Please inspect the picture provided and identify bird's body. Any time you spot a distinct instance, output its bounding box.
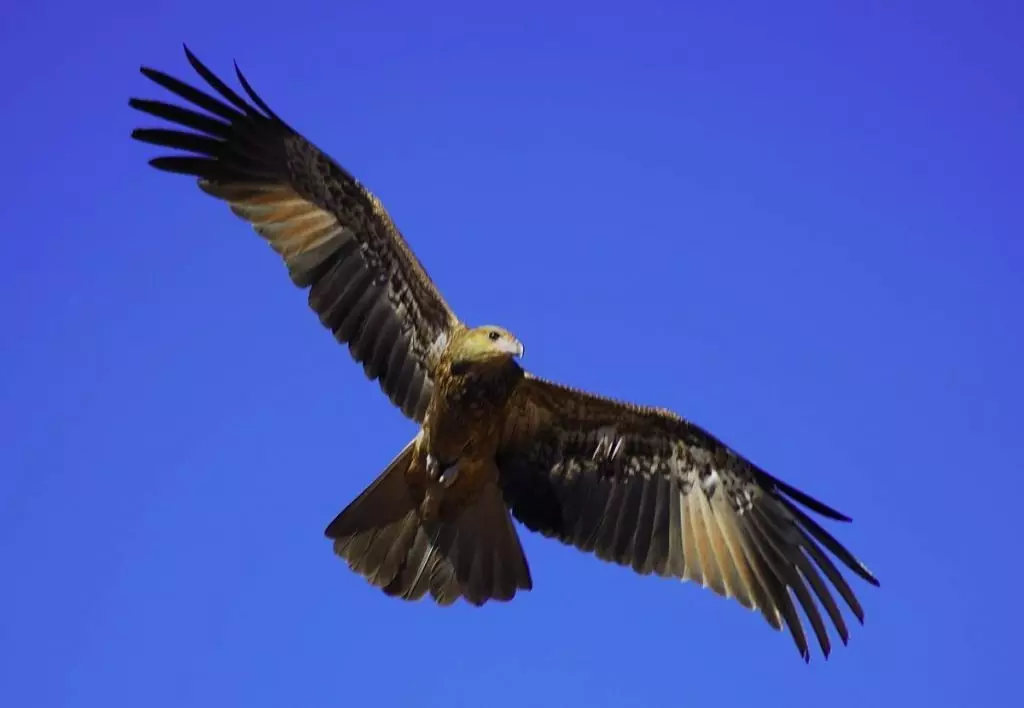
[411,327,526,523]
[130,46,880,661]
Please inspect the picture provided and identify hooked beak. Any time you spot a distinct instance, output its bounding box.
[499,338,525,359]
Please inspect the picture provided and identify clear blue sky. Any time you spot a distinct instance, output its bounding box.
[2,1,1021,706]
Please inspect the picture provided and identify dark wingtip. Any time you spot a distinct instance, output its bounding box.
[127,97,149,114]
[233,58,284,123]
[856,562,881,589]
[753,466,854,522]
[182,43,203,73]
[780,479,854,522]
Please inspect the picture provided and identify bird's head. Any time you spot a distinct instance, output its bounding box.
[451,326,525,369]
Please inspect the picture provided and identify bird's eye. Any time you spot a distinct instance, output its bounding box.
[488,331,501,341]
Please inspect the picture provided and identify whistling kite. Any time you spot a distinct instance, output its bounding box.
[130,46,878,661]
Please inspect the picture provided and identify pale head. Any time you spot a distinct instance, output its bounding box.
[452,325,525,365]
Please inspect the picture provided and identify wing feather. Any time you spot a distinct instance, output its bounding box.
[497,374,879,661]
[130,46,460,422]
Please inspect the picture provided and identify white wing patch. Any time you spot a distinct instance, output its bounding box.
[429,329,449,361]
[700,467,722,496]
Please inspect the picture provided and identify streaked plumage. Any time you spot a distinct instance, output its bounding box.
[130,45,879,661]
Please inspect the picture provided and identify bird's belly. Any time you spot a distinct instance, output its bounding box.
[427,403,503,462]
[409,451,497,523]
[411,410,503,522]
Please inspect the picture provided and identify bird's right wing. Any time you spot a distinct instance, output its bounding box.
[130,46,461,422]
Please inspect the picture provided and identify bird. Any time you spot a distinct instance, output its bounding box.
[129,45,879,662]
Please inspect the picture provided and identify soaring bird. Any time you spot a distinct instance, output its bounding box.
[130,46,879,662]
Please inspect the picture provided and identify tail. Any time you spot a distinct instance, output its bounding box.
[324,439,533,606]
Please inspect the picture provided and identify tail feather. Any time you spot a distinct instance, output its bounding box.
[325,440,420,588]
[382,484,533,606]
[325,440,533,605]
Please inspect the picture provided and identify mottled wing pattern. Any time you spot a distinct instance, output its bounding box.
[497,374,879,661]
[129,46,459,421]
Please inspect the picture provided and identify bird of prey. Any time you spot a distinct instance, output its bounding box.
[129,45,879,662]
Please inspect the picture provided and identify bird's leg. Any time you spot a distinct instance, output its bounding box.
[592,426,625,462]
[426,453,459,488]
[426,453,442,482]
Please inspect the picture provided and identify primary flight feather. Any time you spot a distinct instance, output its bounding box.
[130,45,879,662]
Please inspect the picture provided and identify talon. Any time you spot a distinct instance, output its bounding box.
[426,454,441,482]
[426,453,459,487]
[438,464,459,488]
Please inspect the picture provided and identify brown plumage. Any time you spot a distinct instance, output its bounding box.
[130,46,879,661]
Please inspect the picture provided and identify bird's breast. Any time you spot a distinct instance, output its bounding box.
[428,368,515,454]
[411,369,515,521]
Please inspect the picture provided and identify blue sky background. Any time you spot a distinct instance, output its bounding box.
[2,1,1022,706]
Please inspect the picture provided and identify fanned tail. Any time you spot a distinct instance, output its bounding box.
[325,440,533,605]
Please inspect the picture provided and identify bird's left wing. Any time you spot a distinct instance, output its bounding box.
[496,373,879,661]
[129,46,461,422]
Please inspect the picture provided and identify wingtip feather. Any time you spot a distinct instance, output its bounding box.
[182,43,198,66]
[859,561,881,587]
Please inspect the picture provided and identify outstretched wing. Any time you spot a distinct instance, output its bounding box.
[129,46,461,422]
[497,373,879,661]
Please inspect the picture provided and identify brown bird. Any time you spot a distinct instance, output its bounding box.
[130,45,879,662]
